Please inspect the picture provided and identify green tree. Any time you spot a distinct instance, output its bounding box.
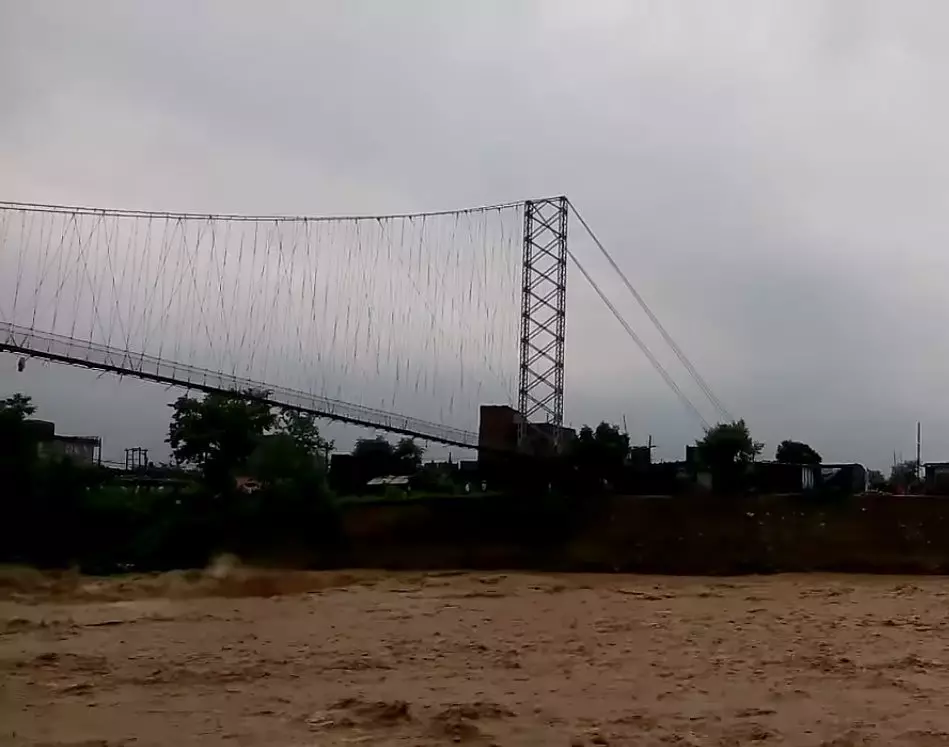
[352,436,394,480]
[247,412,332,486]
[393,437,424,475]
[278,410,333,458]
[0,393,39,478]
[247,433,313,485]
[696,420,762,466]
[167,389,276,488]
[571,421,630,486]
[695,419,763,492]
[775,439,822,465]
[1,394,111,568]
[0,393,36,419]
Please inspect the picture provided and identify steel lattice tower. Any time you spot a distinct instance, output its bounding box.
[518,196,568,447]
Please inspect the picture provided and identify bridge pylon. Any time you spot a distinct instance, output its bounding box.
[517,196,568,452]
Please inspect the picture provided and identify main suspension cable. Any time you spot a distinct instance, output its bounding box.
[565,245,710,430]
[568,199,732,422]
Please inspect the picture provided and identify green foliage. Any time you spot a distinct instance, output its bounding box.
[167,389,275,488]
[352,436,394,480]
[0,393,36,419]
[695,420,763,493]
[393,437,424,475]
[571,421,630,485]
[348,436,424,480]
[0,394,40,509]
[414,462,459,494]
[696,420,762,467]
[247,411,332,487]
[278,410,333,457]
[775,439,822,465]
[0,393,38,457]
[353,436,392,458]
[163,390,338,560]
[382,485,408,501]
[1,390,341,572]
[247,433,316,484]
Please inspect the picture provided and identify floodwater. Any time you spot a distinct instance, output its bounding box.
[3,564,949,746]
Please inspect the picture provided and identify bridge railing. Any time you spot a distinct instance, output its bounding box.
[0,322,479,449]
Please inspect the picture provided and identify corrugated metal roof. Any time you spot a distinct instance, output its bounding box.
[366,475,411,487]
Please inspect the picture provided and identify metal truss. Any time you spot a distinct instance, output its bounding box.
[518,196,568,444]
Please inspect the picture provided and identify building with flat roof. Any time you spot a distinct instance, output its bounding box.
[25,419,101,466]
[476,404,576,482]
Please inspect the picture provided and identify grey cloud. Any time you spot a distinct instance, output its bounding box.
[3,1,949,471]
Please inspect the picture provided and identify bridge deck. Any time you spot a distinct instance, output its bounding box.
[0,323,479,449]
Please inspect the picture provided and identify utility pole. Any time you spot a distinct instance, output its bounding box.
[916,421,922,481]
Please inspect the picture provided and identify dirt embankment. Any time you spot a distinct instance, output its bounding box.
[338,493,949,574]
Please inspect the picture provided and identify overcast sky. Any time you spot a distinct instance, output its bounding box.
[2,1,948,471]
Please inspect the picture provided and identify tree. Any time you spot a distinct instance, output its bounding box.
[245,411,332,486]
[0,393,39,478]
[278,411,333,462]
[695,419,763,492]
[571,421,630,486]
[775,439,822,465]
[167,389,276,488]
[393,437,424,475]
[247,434,313,485]
[352,436,395,480]
[0,393,36,419]
[696,420,762,466]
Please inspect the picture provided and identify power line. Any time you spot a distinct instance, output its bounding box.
[565,246,710,430]
[568,199,733,422]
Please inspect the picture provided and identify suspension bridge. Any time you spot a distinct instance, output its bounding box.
[0,196,730,450]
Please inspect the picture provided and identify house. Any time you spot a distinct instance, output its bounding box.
[925,462,949,494]
[476,404,576,484]
[820,463,868,494]
[26,419,102,466]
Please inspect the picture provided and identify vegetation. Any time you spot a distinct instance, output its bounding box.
[696,420,763,466]
[167,389,276,489]
[2,391,339,572]
[775,439,822,465]
[569,421,631,490]
[694,419,763,492]
[1,386,917,575]
[350,435,425,479]
[0,394,38,486]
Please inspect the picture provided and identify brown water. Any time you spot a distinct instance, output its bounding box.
[3,565,949,745]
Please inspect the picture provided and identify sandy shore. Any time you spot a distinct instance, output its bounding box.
[3,566,949,746]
